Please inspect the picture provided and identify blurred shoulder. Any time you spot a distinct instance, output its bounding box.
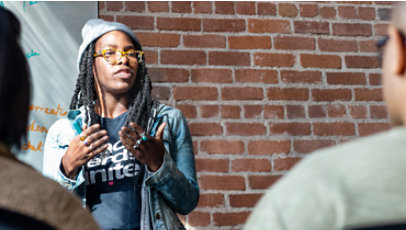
[0,156,99,229]
[284,128,401,182]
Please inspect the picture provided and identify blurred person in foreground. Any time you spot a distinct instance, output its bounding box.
[244,4,406,230]
[0,7,100,230]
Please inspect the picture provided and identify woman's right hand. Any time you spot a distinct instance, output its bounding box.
[61,123,109,178]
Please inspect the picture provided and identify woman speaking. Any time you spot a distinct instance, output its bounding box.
[44,19,199,230]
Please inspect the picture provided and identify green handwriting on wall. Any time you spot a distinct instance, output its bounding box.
[0,1,42,11]
[25,49,40,59]
[23,1,41,12]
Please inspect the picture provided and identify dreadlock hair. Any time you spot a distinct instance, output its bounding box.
[69,41,153,130]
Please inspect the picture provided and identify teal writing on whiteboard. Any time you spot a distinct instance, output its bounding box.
[25,49,40,59]
[23,1,41,12]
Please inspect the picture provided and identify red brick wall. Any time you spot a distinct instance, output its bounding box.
[98,1,393,229]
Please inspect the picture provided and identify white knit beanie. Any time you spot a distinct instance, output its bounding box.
[77,19,141,71]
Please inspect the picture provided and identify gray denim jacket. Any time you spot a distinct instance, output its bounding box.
[43,104,199,230]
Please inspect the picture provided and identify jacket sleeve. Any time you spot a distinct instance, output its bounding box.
[144,108,199,215]
[43,119,85,192]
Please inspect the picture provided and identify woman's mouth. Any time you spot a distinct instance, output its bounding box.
[114,68,133,79]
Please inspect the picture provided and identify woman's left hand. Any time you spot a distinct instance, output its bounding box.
[119,122,167,172]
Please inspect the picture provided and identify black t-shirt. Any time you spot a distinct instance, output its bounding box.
[84,111,143,229]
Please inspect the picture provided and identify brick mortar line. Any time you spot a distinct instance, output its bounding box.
[186,115,388,119]
[133,30,388,38]
[153,81,383,87]
[152,82,383,87]
[145,66,381,72]
[192,206,257,212]
[170,98,375,103]
[191,132,386,138]
[172,100,385,105]
[99,12,391,24]
[143,47,382,55]
[99,10,391,21]
[147,66,381,76]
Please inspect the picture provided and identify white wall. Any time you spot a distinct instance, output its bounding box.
[2,1,98,171]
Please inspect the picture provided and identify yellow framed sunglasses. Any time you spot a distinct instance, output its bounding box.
[94,48,144,64]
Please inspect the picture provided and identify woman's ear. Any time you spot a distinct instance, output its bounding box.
[387,26,406,75]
